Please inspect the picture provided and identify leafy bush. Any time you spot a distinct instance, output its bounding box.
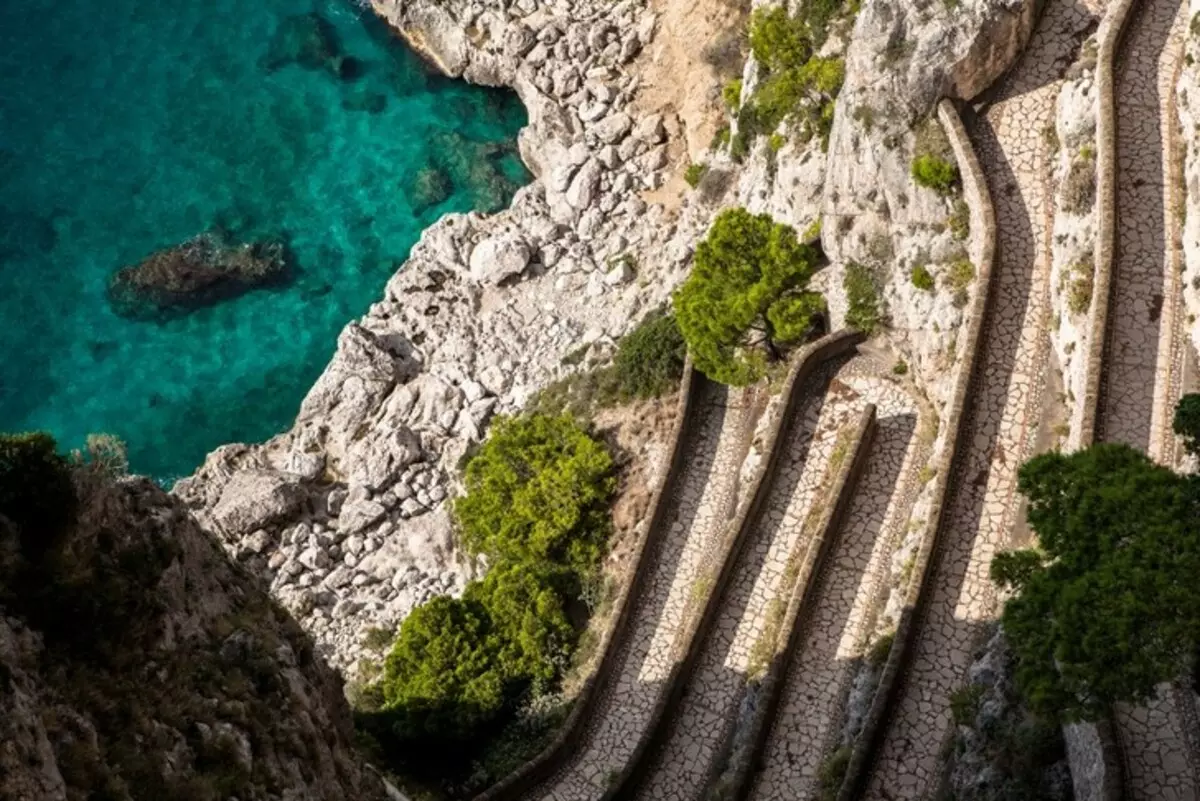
[0,432,76,560]
[1062,153,1096,214]
[910,264,935,291]
[723,78,743,109]
[741,4,849,151]
[994,444,1200,720]
[613,309,687,400]
[817,745,853,801]
[844,262,883,334]
[381,596,507,740]
[749,6,812,71]
[944,259,975,308]
[911,154,959,194]
[949,684,986,726]
[674,208,825,385]
[948,198,970,240]
[377,415,615,760]
[1173,393,1200,456]
[684,162,708,189]
[1065,260,1094,315]
[454,414,615,578]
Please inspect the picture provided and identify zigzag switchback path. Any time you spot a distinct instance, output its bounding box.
[742,355,924,801]
[858,0,1095,796]
[1098,0,1198,796]
[528,377,755,801]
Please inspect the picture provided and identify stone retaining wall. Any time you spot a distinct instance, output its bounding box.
[473,361,699,801]
[835,99,998,801]
[712,404,878,801]
[1079,0,1136,452]
[604,329,866,801]
[1060,2,1136,798]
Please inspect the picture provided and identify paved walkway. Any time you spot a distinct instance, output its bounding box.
[623,358,850,801]
[1101,0,1197,797]
[532,378,753,801]
[860,1,1093,796]
[745,359,923,801]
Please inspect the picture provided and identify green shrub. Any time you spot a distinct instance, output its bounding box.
[741,4,848,150]
[378,415,615,752]
[892,360,908,376]
[1066,260,1094,315]
[381,596,507,740]
[844,262,883,334]
[944,259,975,308]
[0,432,76,560]
[911,154,959,194]
[749,6,812,71]
[910,264,935,291]
[722,78,743,109]
[817,745,853,801]
[613,309,687,400]
[996,444,1200,720]
[711,125,731,150]
[949,684,986,726]
[1175,394,1200,456]
[867,631,895,667]
[684,162,708,189]
[454,415,614,578]
[1062,153,1096,214]
[948,198,970,240]
[674,208,825,385]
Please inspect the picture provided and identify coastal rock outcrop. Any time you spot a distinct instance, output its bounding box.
[0,473,387,801]
[107,232,291,320]
[176,0,729,674]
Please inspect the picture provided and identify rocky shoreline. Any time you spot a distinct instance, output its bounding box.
[175,0,729,676]
[171,0,1056,687]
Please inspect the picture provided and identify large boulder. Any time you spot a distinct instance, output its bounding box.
[107,233,291,320]
[469,233,531,285]
[210,469,307,537]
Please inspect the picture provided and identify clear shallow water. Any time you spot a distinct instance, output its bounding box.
[0,0,528,481]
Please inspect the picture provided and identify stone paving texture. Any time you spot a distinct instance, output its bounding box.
[745,359,922,801]
[1101,0,1197,797]
[860,2,1095,797]
[532,378,752,801]
[625,355,904,801]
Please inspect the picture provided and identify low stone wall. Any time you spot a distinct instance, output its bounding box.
[606,329,866,801]
[713,404,878,801]
[1061,2,1136,798]
[473,361,699,801]
[835,99,998,801]
[1079,0,1136,451]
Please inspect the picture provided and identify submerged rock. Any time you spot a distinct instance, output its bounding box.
[428,130,523,214]
[262,12,362,81]
[107,232,292,320]
[343,89,388,114]
[410,165,453,213]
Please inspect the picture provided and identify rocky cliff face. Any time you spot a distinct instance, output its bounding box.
[0,474,386,801]
[172,0,1043,679]
[174,0,730,676]
[822,0,1037,404]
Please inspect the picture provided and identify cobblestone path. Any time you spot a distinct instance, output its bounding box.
[532,378,754,801]
[745,359,922,801]
[860,2,1094,797]
[624,358,850,801]
[1101,0,1197,797]
[1098,0,1186,454]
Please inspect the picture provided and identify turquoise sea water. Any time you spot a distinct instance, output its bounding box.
[0,0,528,481]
